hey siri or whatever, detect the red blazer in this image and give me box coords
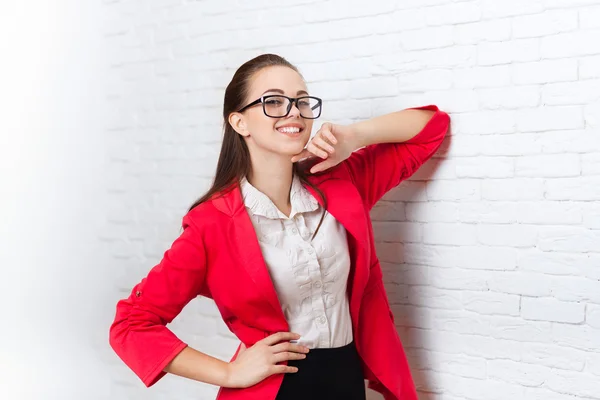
[109,104,450,400]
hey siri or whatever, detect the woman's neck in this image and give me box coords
[246,154,294,218]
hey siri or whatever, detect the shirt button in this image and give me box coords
[292,228,298,234]
[307,248,314,254]
[318,316,326,324]
[314,281,322,289]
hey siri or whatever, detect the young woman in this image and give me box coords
[109,53,450,400]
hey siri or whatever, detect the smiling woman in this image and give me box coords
[226,65,323,178]
[108,53,450,400]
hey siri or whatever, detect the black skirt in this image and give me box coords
[275,340,366,400]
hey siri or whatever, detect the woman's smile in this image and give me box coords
[276,125,306,138]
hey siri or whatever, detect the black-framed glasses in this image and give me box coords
[237,95,323,119]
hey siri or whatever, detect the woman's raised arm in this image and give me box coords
[343,105,450,210]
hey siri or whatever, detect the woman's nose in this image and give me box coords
[287,101,302,117]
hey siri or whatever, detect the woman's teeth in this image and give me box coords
[277,127,301,134]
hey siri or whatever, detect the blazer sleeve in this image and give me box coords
[109,213,207,387]
[342,105,450,210]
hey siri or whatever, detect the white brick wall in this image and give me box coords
[102,0,600,399]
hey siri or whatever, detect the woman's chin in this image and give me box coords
[280,142,309,157]
[284,146,304,158]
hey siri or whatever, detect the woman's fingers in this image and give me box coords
[270,342,310,355]
[262,332,301,346]
[291,149,312,163]
[291,126,339,163]
[307,141,329,158]
[310,158,337,174]
[320,128,338,145]
[272,351,307,363]
[313,135,335,153]
[272,364,299,374]
[292,141,328,161]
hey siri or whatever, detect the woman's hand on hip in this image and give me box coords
[225,332,310,389]
[291,122,358,174]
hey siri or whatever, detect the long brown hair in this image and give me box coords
[187,54,328,239]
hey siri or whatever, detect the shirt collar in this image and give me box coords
[240,174,319,219]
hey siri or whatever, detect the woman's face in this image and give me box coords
[230,66,315,158]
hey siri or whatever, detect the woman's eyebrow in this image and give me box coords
[261,88,309,96]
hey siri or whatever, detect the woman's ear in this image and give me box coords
[229,112,250,137]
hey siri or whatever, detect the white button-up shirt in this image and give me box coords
[240,174,353,349]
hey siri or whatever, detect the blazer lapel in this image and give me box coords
[302,176,369,254]
[213,184,289,327]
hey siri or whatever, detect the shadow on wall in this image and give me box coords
[369,127,453,400]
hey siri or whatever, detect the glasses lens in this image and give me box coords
[263,96,290,118]
[298,97,321,119]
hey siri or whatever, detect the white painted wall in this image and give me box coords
[4,0,599,399]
